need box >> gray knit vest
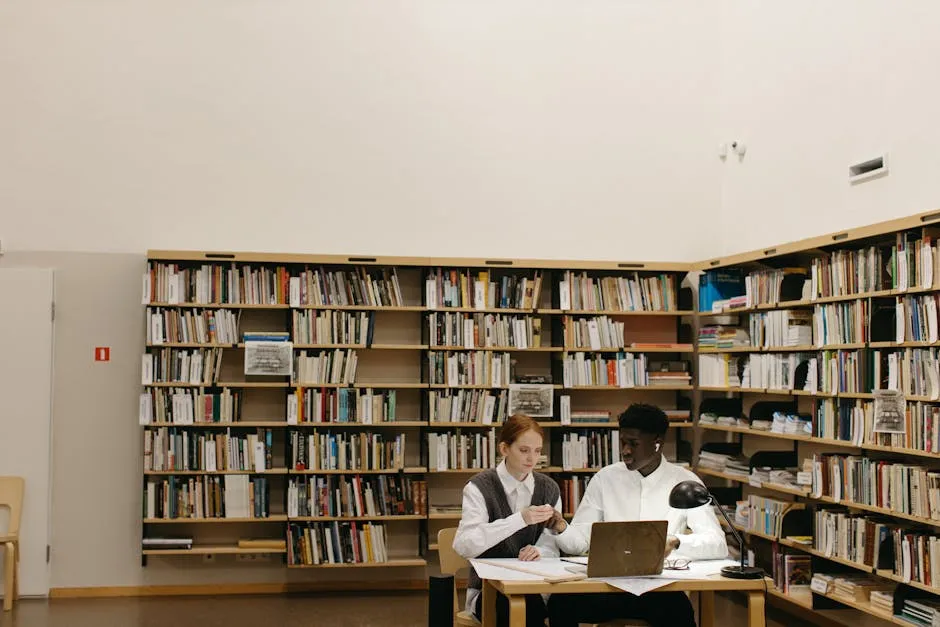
[466,469,560,592]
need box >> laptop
[563,520,669,578]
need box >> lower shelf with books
[286,559,428,569]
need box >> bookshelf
[693,209,940,627]
[140,251,695,572]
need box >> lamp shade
[668,480,712,509]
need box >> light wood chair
[438,527,481,627]
[0,476,24,612]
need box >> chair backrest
[0,476,24,537]
[438,527,468,576]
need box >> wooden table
[481,573,769,627]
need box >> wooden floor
[0,591,798,627]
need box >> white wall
[715,1,940,255]
[0,1,720,262]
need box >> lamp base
[720,565,764,579]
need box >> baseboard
[50,579,431,599]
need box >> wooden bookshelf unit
[693,209,940,627]
[140,251,695,572]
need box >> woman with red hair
[453,414,562,627]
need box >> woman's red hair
[498,414,544,447]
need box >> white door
[0,268,54,598]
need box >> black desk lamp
[668,480,763,579]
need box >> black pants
[546,590,695,627]
[472,590,547,627]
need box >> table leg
[699,590,715,627]
[482,580,497,627]
[508,594,526,627]
[747,590,765,627]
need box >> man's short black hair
[618,403,668,437]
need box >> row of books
[748,310,813,348]
[700,234,940,311]
[813,300,870,345]
[147,308,240,345]
[697,354,741,388]
[560,316,625,350]
[141,348,224,385]
[293,349,359,385]
[425,269,544,311]
[286,475,427,518]
[144,428,274,472]
[745,268,808,309]
[428,431,497,471]
[287,521,390,565]
[810,243,891,299]
[815,398,940,450]
[143,475,270,519]
[139,388,241,425]
[869,401,940,452]
[810,454,940,521]
[286,388,397,424]
[291,310,373,346]
[292,268,404,308]
[745,495,796,537]
[427,351,512,387]
[815,400,866,444]
[814,508,891,569]
[288,432,407,472]
[144,264,422,309]
[428,312,543,349]
[559,477,590,513]
[558,271,678,312]
[874,348,940,400]
[893,528,940,591]
[427,389,508,425]
[739,351,817,391]
[700,350,868,394]
[144,262,686,312]
[144,263,291,306]
[561,432,619,470]
[897,293,940,343]
[770,549,811,595]
[560,353,690,387]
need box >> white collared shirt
[453,460,562,612]
[555,457,728,560]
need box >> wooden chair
[438,527,481,627]
[0,476,24,612]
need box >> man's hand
[548,509,568,533]
[664,535,681,557]
[521,504,555,525]
[518,545,541,561]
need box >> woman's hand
[521,504,555,525]
[518,545,541,561]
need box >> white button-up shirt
[555,457,728,560]
[453,461,562,612]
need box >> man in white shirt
[546,403,728,627]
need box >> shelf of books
[139,251,696,575]
[694,209,940,627]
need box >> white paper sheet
[470,558,578,581]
